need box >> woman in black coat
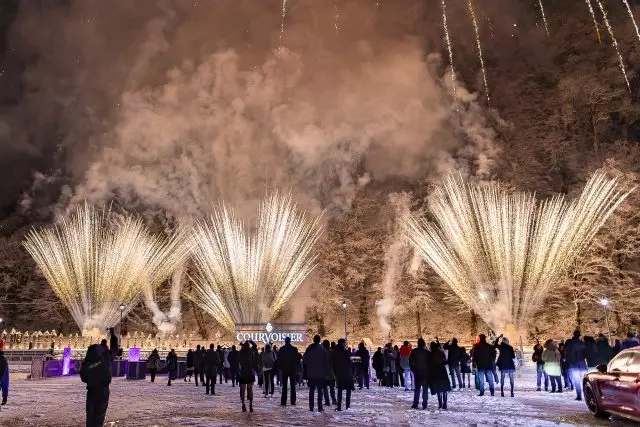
[185,349,194,382]
[494,336,516,397]
[428,342,451,410]
[238,341,257,412]
[331,338,353,411]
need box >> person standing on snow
[542,339,562,393]
[532,340,548,391]
[595,334,614,366]
[331,338,353,411]
[583,336,599,370]
[383,343,397,388]
[460,347,471,388]
[372,347,384,386]
[428,341,451,410]
[355,342,370,390]
[204,343,220,395]
[228,345,239,387]
[409,338,430,410]
[109,328,119,360]
[0,341,8,406]
[565,330,587,401]
[303,334,328,412]
[185,349,194,382]
[494,335,516,397]
[80,343,112,427]
[472,334,495,397]
[238,341,257,412]
[193,345,203,386]
[322,340,337,406]
[261,344,277,397]
[277,337,299,406]
[166,349,178,386]
[399,341,413,391]
[621,331,639,350]
[147,349,160,383]
[443,338,463,390]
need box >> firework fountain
[401,172,629,339]
[23,204,189,336]
[189,192,323,333]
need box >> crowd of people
[73,329,639,426]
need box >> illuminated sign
[235,322,306,344]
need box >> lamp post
[342,301,347,343]
[119,303,125,334]
[599,298,612,342]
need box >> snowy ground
[0,367,636,426]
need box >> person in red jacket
[399,341,414,391]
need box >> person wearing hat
[0,340,8,406]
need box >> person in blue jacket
[0,340,8,406]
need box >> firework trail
[585,0,603,44]
[538,0,550,36]
[23,203,189,335]
[441,0,458,110]
[401,172,628,336]
[189,192,323,332]
[622,0,640,42]
[279,0,288,48]
[468,0,490,105]
[334,0,340,35]
[596,0,631,91]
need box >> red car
[583,347,640,422]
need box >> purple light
[128,347,140,362]
[62,347,71,376]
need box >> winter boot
[249,401,253,412]
[242,403,247,412]
[437,393,442,409]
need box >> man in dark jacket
[355,342,370,390]
[109,328,119,361]
[331,339,353,411]
[532,341,548,391]
[621,332,639,350]
[303,334,328,412]
[193,345,203,386]
[216,346,224,384]
[166,349,178,386]
[228,345,239,387]
[372,347,384,386]
[565,330,587,401]
[204,344,220,395]
[443,338,463,389]
[494,335,516,397]
[0,342,8,406]
[278,337,299,406]
[409,338,430,409]
[595,334,614,365]
[80,344,112,427]
[472,334,495,396]
[584,336,599,369]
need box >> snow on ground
[0,367,635,426]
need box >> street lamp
[599,298,612,342]
[342,301,347,343]
[119,303,125,333]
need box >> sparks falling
[585,0,603,44]
[23,203,189,335]
[595,0,631,91]
[441,0,457,110]
[401,172,628,336]
[189,192,323,332]
[468,0,490,105]
[333,0,340,35]
[279,0,288,48]
[622,0,640,42]
[538,0,550,36]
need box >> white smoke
[144,263,184,335]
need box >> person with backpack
[532,341,548,391]
[147,349,160,383]
[166,349,178,386]
[80,343,112,427]
[494,335,516,397]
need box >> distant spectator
[621,332,639,350]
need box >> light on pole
[599,298,612,342]
[342,301,347,343]
[119,303,125,333]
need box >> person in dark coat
[166,349,178,386]
[228,345,239,387]
[109,328,119,361]
[193,345,203,386]
[322,340,336,406]
[80,343,112,427]
[409,338,430,410]
[558,341,571,390]
[383,343,397,388]
[613,339,622,355]
[331,338,353,411]
[621,332,639,350]
[204,344,220,395]
[99,339,112,362]
[355,342,370,390]
[595,334,614,366]
[0,342,8,406]
[460,347,471,388]
[532,341,548,391]
[303,334,328,412]
[393,345,403,387]
[238,341,257,412]
[147,349,160,383]
[372,347,384,386]
[583,336,599,369]
[216,346,224,384]
[443,338,463,389]
[185,349,194,382]
[472,334,495,396]
[428,342,451,410]
[494,335,516,397]
[261,344,277,396]
[278,337,299,406]
[565,330,587,400]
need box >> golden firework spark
[189,192,323,332]
[401,172,629,335]
[23,203,189,335]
